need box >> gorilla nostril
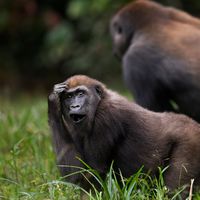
[70,104,80,109]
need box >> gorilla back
[48,75,200,192]
[110,0,200,122]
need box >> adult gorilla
[110,0,200,122]
[48,75,200,193]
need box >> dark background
[1,0,200,94]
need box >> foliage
[81,164,184,200]
[1,0,200,91]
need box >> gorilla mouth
[70,114,86,123]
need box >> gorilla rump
[48,75,200,191]
[110,0,200,122]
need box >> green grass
[0,96,80,199]
[0,96,200,200]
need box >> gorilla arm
[48,83,84,184]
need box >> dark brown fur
[48,75,200,193]
[110,0,200,122]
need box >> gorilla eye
[117,26,122,34]
[77,91,84,97]
[66,93,72,99]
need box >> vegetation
[0,96,200,200]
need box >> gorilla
[48,75,200,194]
[110,0,200,122]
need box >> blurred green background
[1,0,200,95]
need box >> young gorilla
[110,0,200,122]
[48,75,200,192]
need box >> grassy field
[0,95,200,200]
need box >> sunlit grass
[0,96,200,199]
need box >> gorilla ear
[95,85,103,97]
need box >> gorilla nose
[70,104,81,111]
